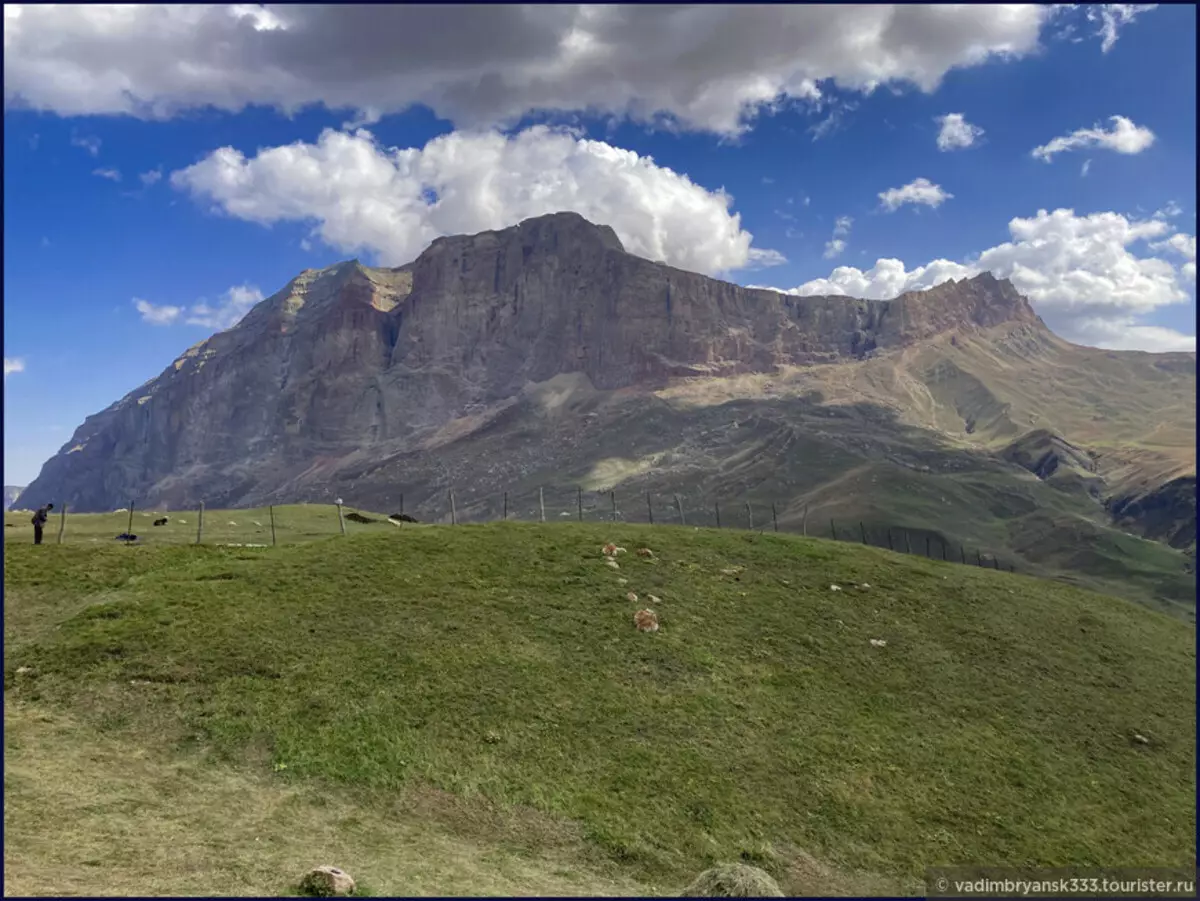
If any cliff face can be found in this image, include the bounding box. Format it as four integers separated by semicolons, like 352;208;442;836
16;212;1045;512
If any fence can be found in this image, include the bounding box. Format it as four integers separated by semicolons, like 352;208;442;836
8;485;1018;573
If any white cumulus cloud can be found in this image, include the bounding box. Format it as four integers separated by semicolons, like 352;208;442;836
754;208;1195;353
134;298;182;326
170;125;780;277
134;285;264;332
4;357;26;379
935;113;984;151
92;167;121;182
1031;115;1156;161
186;285;265;330
878;178;953;212
3;4;1054;136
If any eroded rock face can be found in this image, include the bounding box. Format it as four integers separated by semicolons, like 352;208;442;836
14;212;1044;513
1108;476;1197;550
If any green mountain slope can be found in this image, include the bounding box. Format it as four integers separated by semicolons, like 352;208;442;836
5;521;1195;895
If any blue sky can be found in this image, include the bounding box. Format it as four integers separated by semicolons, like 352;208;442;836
3;4;1196;486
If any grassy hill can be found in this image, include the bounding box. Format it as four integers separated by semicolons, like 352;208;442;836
5;513;1196;896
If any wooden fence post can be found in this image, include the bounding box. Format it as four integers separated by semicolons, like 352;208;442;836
675;493;686;526
577;486;583;521
503;491;508;520
400;493;404;515
610;491;617;521
993;556;1000;570
830;519;837;541
746;502;754;530
960;544;966;564
903;528;911;554
925;535;931;557
941;540;947;561
976;549;983;567
714;501;721;529
56;504;67;544
801;503;808;537
336;501;346;536
646;491;654;525
859;521;867;544
772;503;779;532
269;505;277;547
539;488;546;523
127;501;135;539
450;490;457;525
887;529;894;551
196;502;204;544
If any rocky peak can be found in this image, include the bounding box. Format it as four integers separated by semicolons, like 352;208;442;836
17;214;1060;512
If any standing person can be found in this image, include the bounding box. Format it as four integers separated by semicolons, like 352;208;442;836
31;503;53;545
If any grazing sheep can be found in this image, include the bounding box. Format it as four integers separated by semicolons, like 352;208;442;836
634;609;659;632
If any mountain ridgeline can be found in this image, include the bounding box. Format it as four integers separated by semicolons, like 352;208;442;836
17;212;1196;610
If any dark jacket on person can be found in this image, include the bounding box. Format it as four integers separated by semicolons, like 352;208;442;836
31;506;50;527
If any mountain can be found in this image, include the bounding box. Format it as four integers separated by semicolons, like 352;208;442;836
3;486;25;511
16;212;1195;610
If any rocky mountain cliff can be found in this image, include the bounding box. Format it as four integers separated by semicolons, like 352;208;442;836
19;212;1040;511
15;212;1195;609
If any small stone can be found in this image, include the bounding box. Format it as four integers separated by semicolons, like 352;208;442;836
869;638;887;648
299;865;356;897
15;666;33;675
605;558;620;569
829;584;842;591
1132;733;1150;745
617;577;628;585
647;594;662;604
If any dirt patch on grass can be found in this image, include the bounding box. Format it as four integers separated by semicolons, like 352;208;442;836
2;700;652;897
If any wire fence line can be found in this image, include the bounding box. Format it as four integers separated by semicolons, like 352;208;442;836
13;484;1019;573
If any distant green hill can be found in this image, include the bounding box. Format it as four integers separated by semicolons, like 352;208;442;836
5;518;1195;896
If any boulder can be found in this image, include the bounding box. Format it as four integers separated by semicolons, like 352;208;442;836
682;863;783;897
299;865;356;897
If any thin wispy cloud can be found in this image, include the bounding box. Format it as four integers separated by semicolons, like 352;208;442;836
824;216;853;259
70;132;101;156
1032;115;1155;161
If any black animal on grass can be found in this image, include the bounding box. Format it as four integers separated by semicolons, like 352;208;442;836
153;517;169;526
389;513;419;523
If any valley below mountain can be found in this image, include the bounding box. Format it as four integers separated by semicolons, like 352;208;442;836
17;212;1196;613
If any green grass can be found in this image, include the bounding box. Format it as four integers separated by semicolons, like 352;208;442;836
5;520;1196;895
